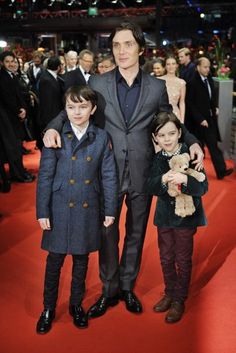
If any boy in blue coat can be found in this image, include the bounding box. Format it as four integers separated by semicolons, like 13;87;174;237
36;86;118;334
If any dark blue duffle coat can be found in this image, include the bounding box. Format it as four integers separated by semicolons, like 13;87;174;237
36;120;118;255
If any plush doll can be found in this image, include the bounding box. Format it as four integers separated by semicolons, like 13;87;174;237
167;153;205;218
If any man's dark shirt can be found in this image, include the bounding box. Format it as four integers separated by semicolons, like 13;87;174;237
116;69;141;124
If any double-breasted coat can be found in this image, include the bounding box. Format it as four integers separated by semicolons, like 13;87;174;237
36;120;118;255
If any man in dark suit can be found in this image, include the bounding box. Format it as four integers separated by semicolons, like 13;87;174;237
27;50;45;96
38;56;64;149
63;49;94;91
0;51;35;182
178;47;196;83
185;57;233;179
43;22;203;317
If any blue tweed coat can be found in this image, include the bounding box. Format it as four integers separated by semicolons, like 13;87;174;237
36;120;118;255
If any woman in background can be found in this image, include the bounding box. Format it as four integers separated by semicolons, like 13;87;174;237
159;55;186;123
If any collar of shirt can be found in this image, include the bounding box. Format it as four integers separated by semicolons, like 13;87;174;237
33;65;41;76
70;121;89;141
47;69;57;80
79;65;90;82
6;70;14;78
67;66;77;72
116;67;142;86
162;143;183;158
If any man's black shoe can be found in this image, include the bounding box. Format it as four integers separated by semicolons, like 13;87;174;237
120;290;143;313
69;305;88;328
0;180;11;193
11;172;35;183
87;295;119;319
36;309;55;334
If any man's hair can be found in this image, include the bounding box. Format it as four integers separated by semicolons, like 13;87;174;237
109;21;146;52
47;56;61;71
178;47;191;57
101;54;115;65
0;51;15;62
78;49;94;60
66;50;78;58
196;56;210;66
64;85;97;109
32;50;43;59
151;112;182;135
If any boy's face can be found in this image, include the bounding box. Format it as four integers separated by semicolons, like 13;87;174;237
65;96;96;128
153;121;181;154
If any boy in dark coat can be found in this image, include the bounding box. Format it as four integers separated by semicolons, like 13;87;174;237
36;86;118;334
147;112;208;324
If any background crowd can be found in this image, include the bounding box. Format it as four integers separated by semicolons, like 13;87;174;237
0;34;235;197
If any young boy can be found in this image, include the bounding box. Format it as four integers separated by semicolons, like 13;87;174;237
147;112;208;323
36;85;117;334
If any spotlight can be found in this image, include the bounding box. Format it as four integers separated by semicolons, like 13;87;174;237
0;40;7;48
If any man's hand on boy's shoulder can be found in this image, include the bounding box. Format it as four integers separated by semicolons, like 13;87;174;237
43;129;61;148
189;143;204;171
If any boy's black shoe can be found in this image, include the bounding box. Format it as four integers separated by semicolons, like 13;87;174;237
69;305;88;328
36;309;55;334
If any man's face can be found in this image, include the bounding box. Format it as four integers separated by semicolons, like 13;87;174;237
197;59;210;77
33;56;42;67
66;54;78;69
112;30;143;71
1;55;15;72
178;52;188;65
79;54;94;72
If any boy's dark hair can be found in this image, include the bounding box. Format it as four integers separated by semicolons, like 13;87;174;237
47;56;61;71
151;112;182;135
109;21;146;52
0;51;15;62
64;85;97;109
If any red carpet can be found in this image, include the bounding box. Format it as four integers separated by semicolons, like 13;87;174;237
0;142;236;353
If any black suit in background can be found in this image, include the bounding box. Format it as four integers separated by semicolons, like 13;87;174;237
27;64;44;96
185;71;227;178
0;68;26;140
38;70;64;150
63;66;87;91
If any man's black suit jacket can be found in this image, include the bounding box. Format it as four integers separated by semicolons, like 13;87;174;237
0;68;26;139
185;71;221;141
38;70;64;130
63;66;87;91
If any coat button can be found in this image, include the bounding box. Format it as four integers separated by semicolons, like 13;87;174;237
71;155;77;160
170;201;174;205
69;202;75;208
82;202;89;208
69;179;75;185
84;179;91;185
86;156;92;162
67;133;73;139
